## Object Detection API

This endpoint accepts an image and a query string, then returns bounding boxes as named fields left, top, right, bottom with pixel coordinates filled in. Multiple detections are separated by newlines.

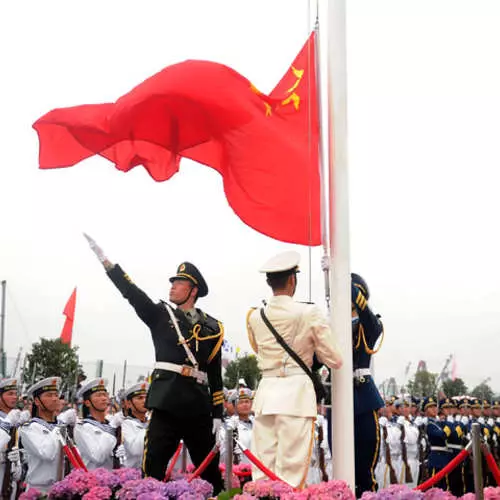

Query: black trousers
left=354, top=410, right=380, bottom=498
left=143, top=409, right=224, bottom=494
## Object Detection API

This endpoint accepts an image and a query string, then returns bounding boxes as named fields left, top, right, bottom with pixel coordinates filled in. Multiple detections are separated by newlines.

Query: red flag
left=34, top=33, right=320, bottom=245
left=60, top=288, right=77, bottom=345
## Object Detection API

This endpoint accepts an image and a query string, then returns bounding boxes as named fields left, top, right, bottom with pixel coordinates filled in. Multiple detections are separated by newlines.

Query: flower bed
left=19, top=468, right=213, bottom=500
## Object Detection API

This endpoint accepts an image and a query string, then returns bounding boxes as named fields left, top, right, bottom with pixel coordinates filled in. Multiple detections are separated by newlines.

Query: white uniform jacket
left=247, top=296, right=342, bottom=418
left=19, top=418, right=62, bottom=492
left=122, top=416, right=147, bottom=469
left=74, top=418, right=117, bottom=470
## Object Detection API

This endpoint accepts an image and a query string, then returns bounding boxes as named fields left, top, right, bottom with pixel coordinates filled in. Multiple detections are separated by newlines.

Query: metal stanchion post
left=471, top=423, right=484, bottom=500
left=181, top=440, right=187, bottom=473
left=225, top=426, right=233, bottom=491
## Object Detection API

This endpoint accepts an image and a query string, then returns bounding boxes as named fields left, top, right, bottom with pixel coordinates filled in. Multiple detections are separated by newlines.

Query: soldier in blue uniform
left=85, top=234, right=224, bottom=493
left=350, top=274, right=385, bottom=497
left=439, top=398, right=465, bottom=496
left=424, top=397, right=453, bottom=490
left=317, top=273, right=383, bottom=496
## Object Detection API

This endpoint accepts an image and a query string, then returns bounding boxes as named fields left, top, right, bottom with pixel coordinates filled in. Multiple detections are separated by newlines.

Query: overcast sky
left=1, top=0, right=499, bottom=392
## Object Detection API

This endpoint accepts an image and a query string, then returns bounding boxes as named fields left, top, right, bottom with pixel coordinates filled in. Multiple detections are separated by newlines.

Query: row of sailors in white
left=375, top=399, right=421, bottom=490
left=13, top=377, right=149, bottom=493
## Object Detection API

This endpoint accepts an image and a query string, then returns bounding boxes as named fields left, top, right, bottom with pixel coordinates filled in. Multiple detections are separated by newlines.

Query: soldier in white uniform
left=19, top=377, right=63, bottom=493
left=375, top=405, right=402, bottom=489
left=395, top=398, right=420, bottom=488
left=74, top=378, right=125, bottom=470
left=247, top=251, right=343, bottom=488
left=220, top=388, right=254, bottom=466
left=121, top=382, right=149, bottom=469
left=0, top=378, right=27, bottom=499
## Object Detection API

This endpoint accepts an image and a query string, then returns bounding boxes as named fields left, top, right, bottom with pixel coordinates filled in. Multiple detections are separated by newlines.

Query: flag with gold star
left=34, top=33, right=319, bottom=245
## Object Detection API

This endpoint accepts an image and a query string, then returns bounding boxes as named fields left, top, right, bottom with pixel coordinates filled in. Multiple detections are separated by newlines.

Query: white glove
left=478, top=417, right=485, bottom=425
left=83, top=233, right=109, bottom=264
left=108, top=412, right=125, bottom=429
left=461, top=416, right=469, bottom=426
left=19, top=410, right=30, bottom=425
left=7, top=448, right=20, bottom=463
left=212, top=418, right=222, bottom=435
left=488, top=418, right=495, bottom=427
left=5, top=409, right=21, bottom=426
left=455, top=415, right=462, bottom=423
left=447, top=415, right=455, bottom=423
left=57, top=409, right=77, bottom=426
left=114, top=444, right=126, bottom=459
left=225, top=416, right=238, bottom=431
left=379, top=416, right=388, bottom=427
left=396, top=416, right=406, bottom=426
left=414, top=416, right=423, bottom=427
left=422, top=417, right=428, bottom=425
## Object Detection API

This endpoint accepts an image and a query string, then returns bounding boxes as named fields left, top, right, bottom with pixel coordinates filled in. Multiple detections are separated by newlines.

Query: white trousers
left=251, top=414, right=315, bottom=488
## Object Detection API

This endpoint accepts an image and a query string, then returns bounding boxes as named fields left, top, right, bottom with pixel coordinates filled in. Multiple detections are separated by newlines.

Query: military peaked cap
left=170, top=262, right=208, bottom=297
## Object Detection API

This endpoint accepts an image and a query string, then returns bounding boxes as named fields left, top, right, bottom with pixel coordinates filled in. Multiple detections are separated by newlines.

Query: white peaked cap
left=259, top=251, right=301, bottom=274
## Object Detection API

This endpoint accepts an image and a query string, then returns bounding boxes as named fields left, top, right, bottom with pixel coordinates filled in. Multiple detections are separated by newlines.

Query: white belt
left=262, top=366, right=306, bottom=378
left=431, top=446, right=451, bottom=452
left=154, top=362, right=208, bottom=385
left=353, top=368, right=371, bottom=378
left=447, top=444, right=464, bottom=450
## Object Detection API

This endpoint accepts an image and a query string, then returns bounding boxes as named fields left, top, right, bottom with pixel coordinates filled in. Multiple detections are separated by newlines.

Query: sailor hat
left=123, top=382, right=149, bottom=400
left=259, top=251, right=301, bottom=274
left=0, top=378, right=18, bottom=393
left=77, top=378, right=108, bottom=401
left=236, top=388, right=253, bottom=402
left=27, top=377, right=61, bottom=399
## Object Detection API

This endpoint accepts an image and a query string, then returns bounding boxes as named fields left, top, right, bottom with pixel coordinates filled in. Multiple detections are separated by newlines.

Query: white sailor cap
left=27, top=377, right=61, bottom=399
left=259, top=251, right=301, bottom=274
left=123, top=382, right=149, bottom=400
left=234, top=388, right=253, bottom=403
left=0, top=378, right=18, bottom=393
left=77, top=378, right=108, bottom=401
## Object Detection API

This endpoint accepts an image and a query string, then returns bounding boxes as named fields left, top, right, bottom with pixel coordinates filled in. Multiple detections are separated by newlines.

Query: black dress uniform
left=107, top=262, right=224, bottom=493
left=351, top=274, right=384, bottom=498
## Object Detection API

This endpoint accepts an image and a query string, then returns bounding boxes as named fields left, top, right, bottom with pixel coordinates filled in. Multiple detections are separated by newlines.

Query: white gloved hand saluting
left=212, top=418, right=222, bottom=435
left=83, top=233, right=112, bottom=269
left=57, top=409, right=78, bottom=426
left=108, top=412, right=125, bottom=429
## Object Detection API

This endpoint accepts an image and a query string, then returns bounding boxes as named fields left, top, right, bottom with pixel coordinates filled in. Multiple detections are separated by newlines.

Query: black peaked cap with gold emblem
left=169, top=262, right=208, bottom=297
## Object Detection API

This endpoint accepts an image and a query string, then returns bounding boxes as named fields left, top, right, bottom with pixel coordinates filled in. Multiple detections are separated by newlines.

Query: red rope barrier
left=415, top=448, right=470, bottom=491
left=235, top=439, right=290, bottom=485
left=164, top=441, right=184, bottom=482
left=188, top=443, right=219, bottom=482
left=483, top=445, right=500, bottom=486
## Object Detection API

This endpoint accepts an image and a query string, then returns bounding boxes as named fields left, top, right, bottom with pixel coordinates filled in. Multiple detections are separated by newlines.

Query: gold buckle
left=181, top=365, right=193, bottom=377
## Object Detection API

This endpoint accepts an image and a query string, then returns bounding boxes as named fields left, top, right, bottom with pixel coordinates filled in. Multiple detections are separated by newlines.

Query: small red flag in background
left=60, top=287, right=77, bottom=346
left=34, top=33, right=320, bottom=245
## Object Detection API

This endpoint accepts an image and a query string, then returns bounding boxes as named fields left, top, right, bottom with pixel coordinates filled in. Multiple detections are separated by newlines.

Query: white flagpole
left=326, top=0, right=356, bottom=489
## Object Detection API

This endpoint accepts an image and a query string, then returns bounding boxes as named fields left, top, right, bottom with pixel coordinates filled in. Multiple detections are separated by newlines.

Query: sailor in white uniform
left=19, top=377, right=63, bottom=493
left=74, top=378, right=125, bottom=470
left=121, top=382, right=149, bottom=469
left=0, top=378, right=28, bottom=499
left=247, top=251, right=343, bottom=488
left=220, top=388, right=254, bottom=466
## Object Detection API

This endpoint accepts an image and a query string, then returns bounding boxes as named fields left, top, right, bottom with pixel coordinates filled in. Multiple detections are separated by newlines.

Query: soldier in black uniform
left=84, top=234, right=224, bottom=494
